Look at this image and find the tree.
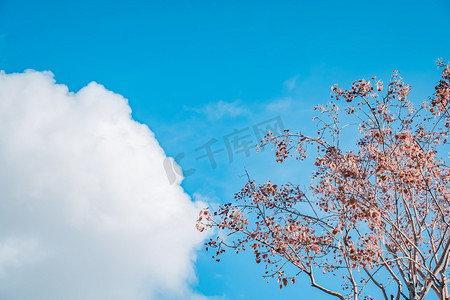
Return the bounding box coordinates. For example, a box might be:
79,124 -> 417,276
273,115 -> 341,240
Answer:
196,60 -> 450,300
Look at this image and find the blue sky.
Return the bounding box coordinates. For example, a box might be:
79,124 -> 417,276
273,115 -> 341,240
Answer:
0,0 -> 449,299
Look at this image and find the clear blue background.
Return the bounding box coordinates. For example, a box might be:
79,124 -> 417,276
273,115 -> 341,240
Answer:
1,0 -> 449,299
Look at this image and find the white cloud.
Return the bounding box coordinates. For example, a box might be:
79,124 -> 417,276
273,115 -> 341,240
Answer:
265,97 -> 292,112
189,294 -> 226,300
186,100 -> 246,120
0,237 -> 44,278
283,75 -> 299,92
0,70 -> 207,300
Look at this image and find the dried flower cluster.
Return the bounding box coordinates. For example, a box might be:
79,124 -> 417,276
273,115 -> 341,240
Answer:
197,60 -> 450,300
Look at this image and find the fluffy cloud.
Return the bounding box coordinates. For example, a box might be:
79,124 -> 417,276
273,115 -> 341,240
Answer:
0,70 -> 206,299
